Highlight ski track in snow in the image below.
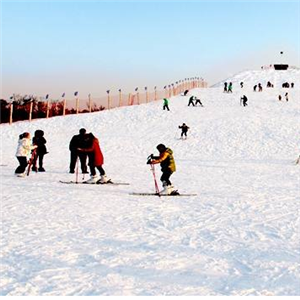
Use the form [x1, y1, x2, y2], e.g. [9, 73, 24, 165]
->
[1, 69, 300, 295]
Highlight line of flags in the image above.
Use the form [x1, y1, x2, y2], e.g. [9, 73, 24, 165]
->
[9, 78, 203, 101]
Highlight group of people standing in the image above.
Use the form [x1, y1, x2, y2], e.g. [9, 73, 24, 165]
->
[69, 128, 109, 184]
[15, 130, 47, 177]
[224, 82, 233, 93]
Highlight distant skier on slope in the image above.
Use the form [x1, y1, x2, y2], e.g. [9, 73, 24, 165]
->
[183, 89, 189, 96]
[228, 82, 233, 93]
[163, 98, 170, 111]
[32, 130, 48, 172]
[258, 83, 263, 92]
[188, 96, 195, 106]
[285, 92, 289, 102]
[224, 82, 228, 93]
[194, 97, 204, 107]
[240, 95, 248, 107]
[77, 133, 110, 184]
[179, 123, 190, 139]
[147, 144, 178, 195]
[15, 132, 37, 177]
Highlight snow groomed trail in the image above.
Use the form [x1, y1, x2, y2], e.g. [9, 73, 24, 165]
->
[1, 69, 300, 295]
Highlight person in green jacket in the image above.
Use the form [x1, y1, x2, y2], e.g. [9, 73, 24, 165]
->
[163, 98, 170, 111]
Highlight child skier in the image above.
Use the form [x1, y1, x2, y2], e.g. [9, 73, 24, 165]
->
[77, 133, 110, 184]
[179, 123, 190, 139]
[32, 130, 48, 172]
[194, 97, 203, 106]
[15, 132, 37, 177]
[147, 144, 178, 195]
[163, 98, 170, 111]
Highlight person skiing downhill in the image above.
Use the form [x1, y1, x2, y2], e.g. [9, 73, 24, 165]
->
[228, 82, 233, 93]
[179, 123, 190, 139]
[147, 144, 178, 195]
[15, 132, 37, 177]
[163, 98, 170, 111]
[32, 129, 47, 172]
[77, 133, 110, 184]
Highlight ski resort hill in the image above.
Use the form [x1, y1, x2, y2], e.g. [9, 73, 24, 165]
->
[211, 67, 299, 89]
[1, 69, 300, 296]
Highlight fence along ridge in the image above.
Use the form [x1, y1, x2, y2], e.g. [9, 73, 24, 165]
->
[1, 78, 208, 124]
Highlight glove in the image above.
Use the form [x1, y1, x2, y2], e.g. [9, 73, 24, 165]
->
[147, 154, 154, 160]
[146, 159, 152, 165]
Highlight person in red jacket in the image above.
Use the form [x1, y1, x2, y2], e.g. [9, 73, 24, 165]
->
[78, 133, 110, 184]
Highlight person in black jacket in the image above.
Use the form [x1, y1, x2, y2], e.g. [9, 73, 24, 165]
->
[69, 128, 88, 174]
[32, 130, 48, 172]
[179, 123, 190, 139]
[188, 96, 195, 106]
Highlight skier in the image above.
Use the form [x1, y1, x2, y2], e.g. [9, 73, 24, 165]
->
[258, 83, 263, 92]
[147, 144, 178, 195]
[285, 92, 289, 102]
[183, 89, 189, 96]
[163, 98, 170, 111]
[77, 133, 110, 184]
[253, 85, 257, 92]
[69, 128, 88, 174]
[188, 96, 195, 106]
[15, 132, 37, 177]
[32, 129, 47, 172]
[179, 123, 189, 139]
[240, 82, 244, 88]
[241, 95, 248, 107]
[228, 82, 233, 93]
[278, 95, 282, 101]
[194, 97, 203, 107]
[224, 82, 228, 93]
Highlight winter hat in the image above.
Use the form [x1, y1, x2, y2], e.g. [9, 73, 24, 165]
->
[156, 144, 166, 152]
[35, 130, 44, 137]
[79, 128, 86, 135]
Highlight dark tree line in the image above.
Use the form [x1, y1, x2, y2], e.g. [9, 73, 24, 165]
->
[0, 95, 105, 124]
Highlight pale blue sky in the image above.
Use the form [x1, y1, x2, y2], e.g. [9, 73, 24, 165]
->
[1, 0, 299, 98]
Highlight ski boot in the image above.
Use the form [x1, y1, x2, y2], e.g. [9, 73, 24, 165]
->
[97, 175, 111, 184]
[16, 172, 26, 178]
[85, 175, 99, 184]
[160, 182, 179, 195]
[38, 167, 45, 172]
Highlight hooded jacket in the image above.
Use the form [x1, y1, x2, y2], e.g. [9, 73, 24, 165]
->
[16, 138, 36, 157]
[152, 148, 176, 172]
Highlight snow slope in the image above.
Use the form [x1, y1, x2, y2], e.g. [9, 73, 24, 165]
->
[1, 69, 300, 296]
[211, 67, 299, 89]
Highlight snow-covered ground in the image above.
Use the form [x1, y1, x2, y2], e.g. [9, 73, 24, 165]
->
[1, 69, 300, 296]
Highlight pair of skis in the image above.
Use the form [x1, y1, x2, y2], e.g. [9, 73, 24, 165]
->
[60, 179, 129, 185]
[130, 164, 196, 197]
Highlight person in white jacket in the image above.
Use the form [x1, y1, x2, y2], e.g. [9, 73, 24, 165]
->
[15, 132, 37, 177]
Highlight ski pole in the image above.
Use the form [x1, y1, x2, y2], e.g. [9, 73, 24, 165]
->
[75, 157, 79, 183]
[150, 164, 160, 196]
[26, 148, 37, 176]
